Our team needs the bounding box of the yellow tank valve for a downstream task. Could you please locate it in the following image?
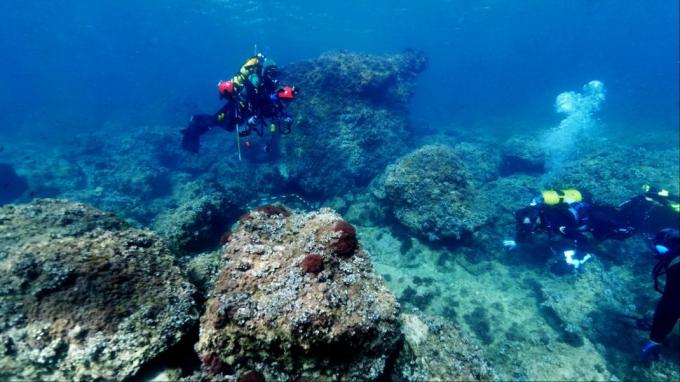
[561,189,582,204]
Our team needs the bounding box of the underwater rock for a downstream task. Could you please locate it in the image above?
[548,141,679,205]
[394,313,497,381]
[382,144,487,241]
[12,152,88,200]
[153,180,239,254]
[196,206,401,381]
[500,135,546,176]
[451,141,502,183]
[0,199,198,381]
[3,126,289,226]
[281,50,427,196]
[0,163,29,205]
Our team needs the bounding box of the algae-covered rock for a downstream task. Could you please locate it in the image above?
[196,206,401,381]
[549,142,679,205]
[395,313,497,381]
[500,134,546,176]
[153,180,239,254]
[281,50,427,196]
[0,199,198,381]
[382,144,487,241]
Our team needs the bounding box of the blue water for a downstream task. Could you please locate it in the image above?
[1,0,677,139]
[1,1,679,380]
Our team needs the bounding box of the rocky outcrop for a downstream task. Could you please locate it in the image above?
[395,313,497,381]
[152,180,239,254]
[0,199,198,381]
[196,206,401,381]
[281,50,428,196]
[381,144,487,241]
[500,135,546,176]
[549,141,679,205]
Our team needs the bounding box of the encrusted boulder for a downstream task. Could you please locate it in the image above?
[0,199,198,381]
[548,141,679,205]
[394,313,497,381]
[382,144,487,241]
[500,135,546,176]
[281,50,428,196]
[196,206,401,381]
[153,180,239,254]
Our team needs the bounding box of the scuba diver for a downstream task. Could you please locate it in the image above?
[503,189,637,271]
[641,228,680,361]
[618,185,680,235]
[181,53,297,154]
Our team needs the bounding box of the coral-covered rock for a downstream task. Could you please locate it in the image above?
[500,135,546,176]
[196,207,401,381]
[281,50,427,196]
[394,313,497,381]
[0,199,198,381]
[153,180,239,253]
[382,144,487,241]
[548,142,679,205]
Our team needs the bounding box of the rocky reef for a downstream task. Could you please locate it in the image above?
[281,50,428,196]
[1,49,678,381]
[379,144,488,241]
[395,313,497,381]
[0,199,198,381]
[152,180,238,253]
[196,206,402,381]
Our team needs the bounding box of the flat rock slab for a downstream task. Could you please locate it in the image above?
[0,199,198,381]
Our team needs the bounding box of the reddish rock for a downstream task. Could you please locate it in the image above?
[301,254,324,274]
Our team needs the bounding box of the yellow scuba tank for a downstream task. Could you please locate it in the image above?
[541,189,582,205]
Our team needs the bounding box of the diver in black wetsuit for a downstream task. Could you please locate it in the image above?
[641,228,680,360]
[181,53,296,153]
[618,185,680,235]
[503,189,636,270]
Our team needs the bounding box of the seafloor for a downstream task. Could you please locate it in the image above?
[1,51,678,381]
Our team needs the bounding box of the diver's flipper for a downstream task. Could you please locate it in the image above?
[181,116,214,153]
[181,126,201,153]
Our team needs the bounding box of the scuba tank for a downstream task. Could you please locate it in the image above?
[541,189,583,205]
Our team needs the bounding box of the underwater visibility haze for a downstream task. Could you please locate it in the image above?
[0,1,679,381]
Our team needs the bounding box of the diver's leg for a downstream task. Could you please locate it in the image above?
[650,294,680,343]
[181,100,241,152]
[181,114,217,153]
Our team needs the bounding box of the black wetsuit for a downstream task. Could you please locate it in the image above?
[650,261,680,343]
[515,202,634,253]
[619,192,680,235]
[181,78,293,154]
[181,101,243,153]
[649,229,680,343]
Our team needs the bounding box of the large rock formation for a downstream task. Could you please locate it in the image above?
[0,199,198,381]
[196,206,401,381]
[281,50,428,196]
[549,141,679,205]
[380,144,487,241]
